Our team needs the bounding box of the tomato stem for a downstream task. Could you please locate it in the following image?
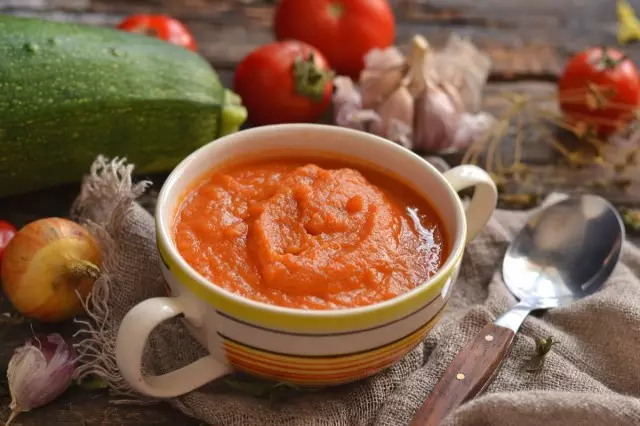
[328,2,344,19]
[292,53,334,102]
[599,46,628,69]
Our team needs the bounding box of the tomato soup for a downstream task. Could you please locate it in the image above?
[173,156,449,310]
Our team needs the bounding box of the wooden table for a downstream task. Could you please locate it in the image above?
[1,0,639,424]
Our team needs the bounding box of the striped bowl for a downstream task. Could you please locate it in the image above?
[115,124,497,398]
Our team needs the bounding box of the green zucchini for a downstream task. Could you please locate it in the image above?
[0,15,247,198]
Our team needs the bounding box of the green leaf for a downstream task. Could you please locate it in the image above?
[76,375,109,390]
[225,379,272,397]
[224,377,324,404]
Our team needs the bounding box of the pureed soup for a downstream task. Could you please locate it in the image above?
[173,155,449,310]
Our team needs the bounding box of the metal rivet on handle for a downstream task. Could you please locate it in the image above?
[456,373,465,380]
[485,335,494,342]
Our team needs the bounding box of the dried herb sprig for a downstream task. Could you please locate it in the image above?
[463,84,640,207]
[620,207,640,232]
[526,336,558,373]
[224,376,323,407]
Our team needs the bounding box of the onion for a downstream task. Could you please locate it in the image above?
[0,218,101,323]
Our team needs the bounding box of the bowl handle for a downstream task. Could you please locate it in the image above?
[115,297,233,398]
[443,165,497,242]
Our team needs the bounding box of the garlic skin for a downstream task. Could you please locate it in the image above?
[413,82,496,153]
[6,334,76,425]
[427,34,492,113]
[453,112,496,152]
[333,76,380,131]
[333,76,362,113]
[360,46,406,110]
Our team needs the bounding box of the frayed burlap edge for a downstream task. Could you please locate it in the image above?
[70,156,151,399]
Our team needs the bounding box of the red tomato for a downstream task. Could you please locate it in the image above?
[274,0,395,80]
[117,15,197,52]
[558,47,640,137]
[0,220,17,265]
[233,41,334,126]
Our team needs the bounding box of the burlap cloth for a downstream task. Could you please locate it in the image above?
[70,157,640,426]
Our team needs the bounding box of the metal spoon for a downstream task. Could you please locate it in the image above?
[410,194,625,426]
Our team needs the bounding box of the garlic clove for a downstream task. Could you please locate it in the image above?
[359,45,408,110]
[6,334,76,426]
[387,119,414,149]
[370,87,414,147]
[413,84,462,153]
[360,67,407,110]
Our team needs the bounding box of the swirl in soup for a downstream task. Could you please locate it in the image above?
[173,156,448,310]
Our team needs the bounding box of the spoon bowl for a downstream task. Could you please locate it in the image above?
[411,194,625,426]
[502,194,625,309]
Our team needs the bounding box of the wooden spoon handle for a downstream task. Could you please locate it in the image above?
[410,323,516,426]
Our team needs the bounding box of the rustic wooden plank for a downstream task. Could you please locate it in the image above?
[0,8,568,77]
[400,0,631,19]
[4,0,640,78]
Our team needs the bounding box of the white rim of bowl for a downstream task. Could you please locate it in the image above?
[155,124,467,318]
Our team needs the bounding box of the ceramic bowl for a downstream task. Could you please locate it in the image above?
[115,124,497,397]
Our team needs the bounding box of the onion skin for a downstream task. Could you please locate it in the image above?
[1,218,101,323]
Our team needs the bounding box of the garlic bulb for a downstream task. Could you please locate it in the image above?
[5,334,76,425]
[332,33,495,154]
[367,37,430,146]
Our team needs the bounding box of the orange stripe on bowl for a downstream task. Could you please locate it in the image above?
[222,309,443,383]
[227,335,418,379]
[229,362,385,386]
[224,316,435,372]
[229,358,392,383]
